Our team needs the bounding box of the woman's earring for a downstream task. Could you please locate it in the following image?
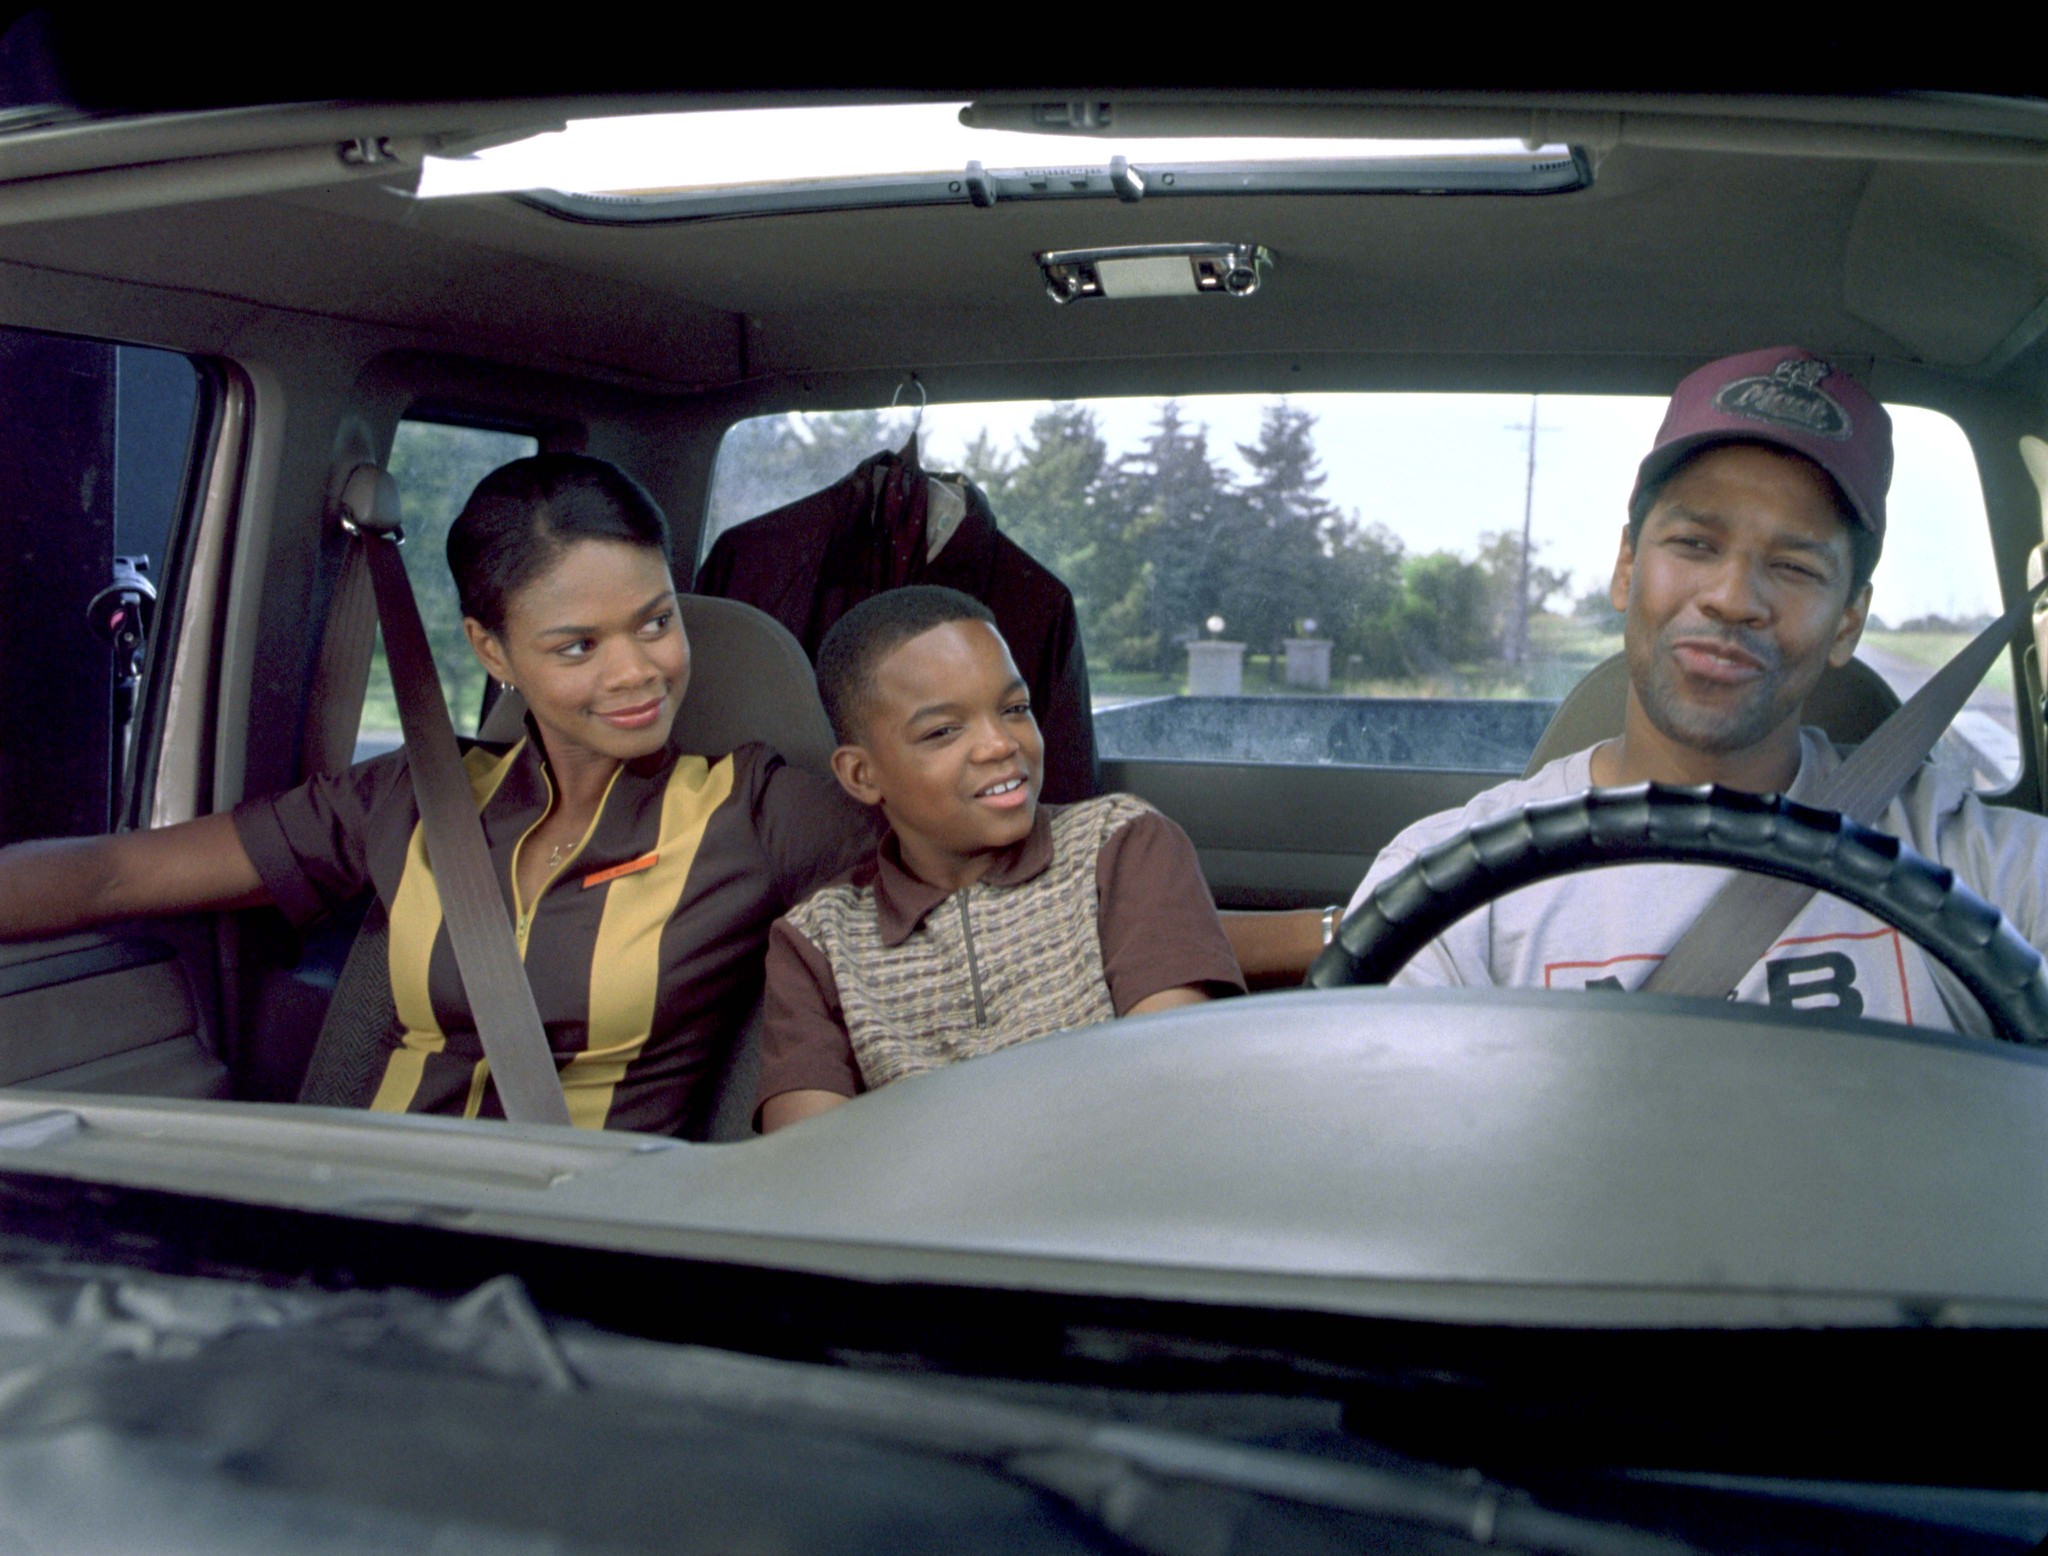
[500,681,515,693]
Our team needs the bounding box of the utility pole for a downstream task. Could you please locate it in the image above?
[1503,396,1555,669]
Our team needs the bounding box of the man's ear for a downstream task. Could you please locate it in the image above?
[1608,523,1637,614]
[829,744,885,808]
[463,618,512,684]
[1827,583,1874,668]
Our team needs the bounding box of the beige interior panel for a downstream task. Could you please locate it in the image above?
[1104,759,1502,909]
[0,952,202,1086]
[14,1038,231,1099]
[1844,161,2048,367]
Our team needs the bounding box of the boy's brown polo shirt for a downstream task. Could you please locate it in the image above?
[233,730,875,1134]
[757,794,1244,1113]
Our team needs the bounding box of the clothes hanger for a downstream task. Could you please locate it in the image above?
[889,373,925,468]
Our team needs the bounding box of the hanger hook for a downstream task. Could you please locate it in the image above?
[890,373,926,438]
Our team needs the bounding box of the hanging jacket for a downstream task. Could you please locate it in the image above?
[693,449,1101,804]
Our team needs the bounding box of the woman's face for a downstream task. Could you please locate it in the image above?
[465,538,689,768]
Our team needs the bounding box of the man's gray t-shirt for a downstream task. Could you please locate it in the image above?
[1344,729,2048,1036]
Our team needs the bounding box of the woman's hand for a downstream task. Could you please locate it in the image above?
[0,813,270,941]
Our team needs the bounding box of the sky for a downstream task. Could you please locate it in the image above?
[888,392,1997,625]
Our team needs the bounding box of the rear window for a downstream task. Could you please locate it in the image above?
[706,395,2007,785]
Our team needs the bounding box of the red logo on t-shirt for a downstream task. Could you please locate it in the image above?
[1545,926,1915,1023]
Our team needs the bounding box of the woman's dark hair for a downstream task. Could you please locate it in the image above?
[446,454,671,634]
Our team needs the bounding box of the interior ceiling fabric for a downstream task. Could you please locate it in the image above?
[1,122,2045,392]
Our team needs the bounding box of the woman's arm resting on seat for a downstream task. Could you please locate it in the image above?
[0,813,270,940]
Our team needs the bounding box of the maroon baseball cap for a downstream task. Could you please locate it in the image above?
[1631,347,1893,543]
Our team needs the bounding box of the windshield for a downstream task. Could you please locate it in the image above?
[709,392,2012,784]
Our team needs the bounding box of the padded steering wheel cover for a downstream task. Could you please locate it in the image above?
[1308,783,2048,1045]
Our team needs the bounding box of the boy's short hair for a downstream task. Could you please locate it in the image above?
[816,586,997,744]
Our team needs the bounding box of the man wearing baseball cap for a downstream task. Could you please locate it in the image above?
[1342,347,2046,1033]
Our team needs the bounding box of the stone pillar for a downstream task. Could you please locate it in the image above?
[1283,637,1332,690]
[1185,639,1246,697]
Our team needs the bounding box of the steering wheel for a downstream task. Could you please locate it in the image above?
[1307,783,2048,1046]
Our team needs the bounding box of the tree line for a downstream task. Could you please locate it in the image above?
[713,401,1570,682]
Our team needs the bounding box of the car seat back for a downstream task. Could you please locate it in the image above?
[1522,653,1901,778]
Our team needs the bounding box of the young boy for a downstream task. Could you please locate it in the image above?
[755,586,1245,1131]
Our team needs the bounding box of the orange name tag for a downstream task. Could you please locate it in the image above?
[583,853,658,889]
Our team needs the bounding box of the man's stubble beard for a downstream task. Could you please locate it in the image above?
[1625,622,1816,758]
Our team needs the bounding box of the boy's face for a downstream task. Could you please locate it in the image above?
[831,620,1044,888]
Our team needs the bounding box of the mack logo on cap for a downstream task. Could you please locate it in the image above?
[1711,356,1852,441]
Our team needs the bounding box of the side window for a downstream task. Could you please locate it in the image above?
[1858,407,2009,792]
[355,420,538,761]
[707,396,2007,784]
[0,326,201,843]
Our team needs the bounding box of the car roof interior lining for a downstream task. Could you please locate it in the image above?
[1,95,2045,385]
[2,147,2045,396]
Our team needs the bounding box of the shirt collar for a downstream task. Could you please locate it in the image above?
[872,803,1058,946]
[509,710,681,780]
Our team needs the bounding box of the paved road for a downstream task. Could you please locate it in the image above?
[1855,641,2013,720]
[1857,640,2021,786]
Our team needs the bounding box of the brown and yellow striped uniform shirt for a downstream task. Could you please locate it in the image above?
[233,731,875,1134]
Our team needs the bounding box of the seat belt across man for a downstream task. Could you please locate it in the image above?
[1643,578,2048,999]
[337,464,572,1126]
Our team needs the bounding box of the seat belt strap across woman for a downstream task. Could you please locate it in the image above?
[337,463,571,1126]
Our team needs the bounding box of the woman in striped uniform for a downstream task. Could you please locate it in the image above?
[0,456,875,1133]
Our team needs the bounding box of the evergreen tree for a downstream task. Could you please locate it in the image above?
[1111,403,1238,672]
[1226,402,1344,676]
[988,404,1101,580]
[986,405,1161,672]
[955,428,1014,498]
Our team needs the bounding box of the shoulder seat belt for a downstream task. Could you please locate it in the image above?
[337,464,571,1126]
[1643,578,2048,999]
